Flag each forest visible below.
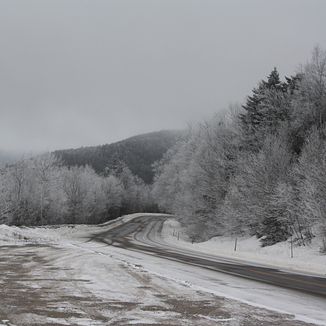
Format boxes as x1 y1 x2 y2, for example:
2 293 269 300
0 153 157 226
54 130 182 184
152 45 326 249
0 131 181 226
1 46 325 249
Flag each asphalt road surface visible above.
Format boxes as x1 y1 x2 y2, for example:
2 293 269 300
91 214 326 297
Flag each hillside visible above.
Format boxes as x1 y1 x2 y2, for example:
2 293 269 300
54 130 183 184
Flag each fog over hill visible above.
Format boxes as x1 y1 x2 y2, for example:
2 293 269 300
0 129 183 183
54 129 184 184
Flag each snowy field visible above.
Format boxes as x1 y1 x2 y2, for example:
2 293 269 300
0 213 325 326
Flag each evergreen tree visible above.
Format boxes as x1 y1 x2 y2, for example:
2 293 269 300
240 68 289 151
104 152 125 177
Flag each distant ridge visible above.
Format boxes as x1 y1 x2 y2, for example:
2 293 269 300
54 130 184 184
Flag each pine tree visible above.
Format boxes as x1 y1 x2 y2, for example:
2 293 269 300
240 67 289 151
104 152 126 177
263 67 282 89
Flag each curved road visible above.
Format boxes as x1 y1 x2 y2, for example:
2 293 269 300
91 214 326 297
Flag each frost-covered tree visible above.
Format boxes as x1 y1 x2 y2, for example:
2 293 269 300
152 129 197 215
104 154 153 215
101 175 123 219
0 170 11 224
0 153 64 225
3 155 38 225
288 46 326 155
300 45 326 128
293 128 326 244
224 132 292 239
152 106 242 241
0 149 156 226
62 165 104 224
29 153 66 225
150 46 326 250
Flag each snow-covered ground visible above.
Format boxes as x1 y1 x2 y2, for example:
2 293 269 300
161 219 326 276
0 214 325 326
0 214 140 247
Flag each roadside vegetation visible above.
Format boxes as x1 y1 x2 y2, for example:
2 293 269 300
0 152 157 225
152 46 326 248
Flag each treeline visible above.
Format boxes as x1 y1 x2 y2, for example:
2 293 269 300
3 46 326 251
0 153 156 226
152 46 326 249
54 130 182 184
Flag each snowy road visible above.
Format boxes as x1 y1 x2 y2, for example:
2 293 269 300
1 213 326 325
88 214 326 325
93 215 326 296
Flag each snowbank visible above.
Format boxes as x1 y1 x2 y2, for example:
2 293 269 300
0 213 162 246
0 224 60 245
161 219 326 276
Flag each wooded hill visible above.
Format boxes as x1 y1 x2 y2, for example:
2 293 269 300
0 130 183 227
152 46 326 249
54 130 183 184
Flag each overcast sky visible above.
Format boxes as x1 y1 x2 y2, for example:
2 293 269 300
1 0 326 153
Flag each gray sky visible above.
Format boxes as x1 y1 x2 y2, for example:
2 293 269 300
1 0 326 153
